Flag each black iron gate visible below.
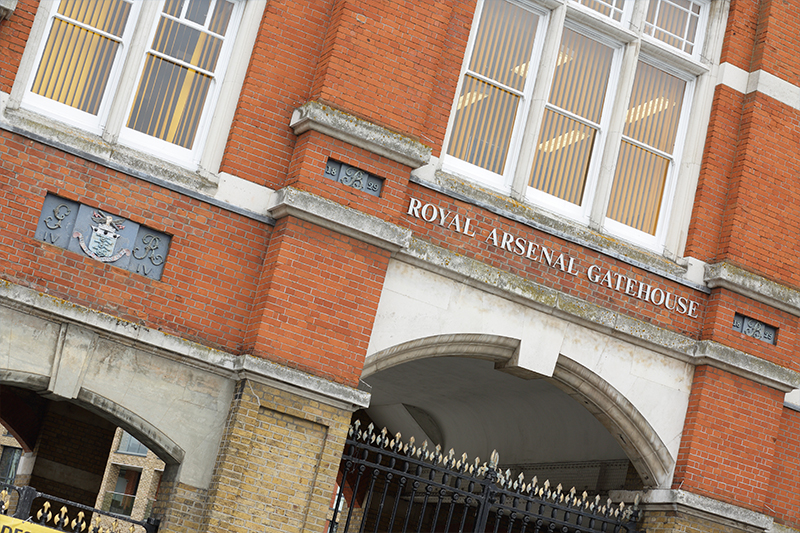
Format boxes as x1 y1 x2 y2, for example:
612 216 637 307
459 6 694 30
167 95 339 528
0 483 159 533
330 423 639 533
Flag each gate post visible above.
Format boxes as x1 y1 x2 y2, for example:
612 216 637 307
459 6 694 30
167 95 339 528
472 452 500 533
13 486 37 520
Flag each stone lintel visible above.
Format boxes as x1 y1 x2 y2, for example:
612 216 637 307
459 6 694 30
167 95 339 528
611 489 774 532
237 355 370 410
705 262 800 317
0 105 274 225
0 279 369 411
268 186 411 252
290 101 432 168
397 238 800 392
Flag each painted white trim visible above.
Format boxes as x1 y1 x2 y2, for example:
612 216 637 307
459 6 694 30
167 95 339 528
717 61 750 93
215 172 275 216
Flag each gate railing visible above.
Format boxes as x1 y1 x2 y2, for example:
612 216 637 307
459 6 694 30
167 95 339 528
330 422 640 533
0 483 159 533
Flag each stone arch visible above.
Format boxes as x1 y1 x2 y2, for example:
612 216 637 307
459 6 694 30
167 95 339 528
0 372 183 464
0 293 236 491
363 333 673 489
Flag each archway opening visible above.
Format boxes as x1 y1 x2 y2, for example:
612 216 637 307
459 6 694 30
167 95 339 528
0 385 170 527
361 356 645 494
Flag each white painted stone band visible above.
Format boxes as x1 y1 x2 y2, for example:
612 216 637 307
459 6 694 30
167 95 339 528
718 62 800 111
396 238 800 392
705 261 800 317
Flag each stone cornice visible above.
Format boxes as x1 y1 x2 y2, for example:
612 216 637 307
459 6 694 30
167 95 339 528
397 239 800 392
0 0 16 20
290 101 431 168
0 279 369 410
611 489 773 532
268 186 411 252
692 340 800 392
705 262 800 317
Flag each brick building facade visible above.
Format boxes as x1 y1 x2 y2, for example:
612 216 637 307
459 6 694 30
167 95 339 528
0 0 799 532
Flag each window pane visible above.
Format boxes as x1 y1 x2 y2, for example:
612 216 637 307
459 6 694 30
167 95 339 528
209 1 234 36
468 0 539 91
548 29 614 124
530 110 596 205
127 55 212 148
118 431 149 456
186 0 212 24
58 0 130 37
0 447 21 484
623 62 685 154
126 0 235 149
607 141 669 234
573 0 626 22
644 0 703 54
107 468 141 516
151 17 224 71
31 0 132 115
448 75 520 175
529 30 613 205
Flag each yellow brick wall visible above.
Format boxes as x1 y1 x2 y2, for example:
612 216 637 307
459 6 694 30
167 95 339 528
198 380 352 533
641 509 752 533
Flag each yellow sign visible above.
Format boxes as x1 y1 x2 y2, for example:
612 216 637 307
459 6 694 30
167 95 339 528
0 515 60 533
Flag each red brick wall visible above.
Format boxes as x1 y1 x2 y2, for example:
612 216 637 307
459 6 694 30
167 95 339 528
768 407 800 529
0 130 268 354
287 131 412 222
221 0 335 189
701 289 798 370
715 93 800 286
0 0 34 93
403 183 706 338
673 366 784 512
308 0 474 150
684 85 743 263
719 0 758 71
749 0 800 83
245 217 391 386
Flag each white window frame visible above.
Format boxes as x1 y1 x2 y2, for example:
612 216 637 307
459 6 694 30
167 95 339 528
19 0 144 136
116 0 245 166
441 0 723 257
9 0 265 174
523 21 627 228
442 0 550 196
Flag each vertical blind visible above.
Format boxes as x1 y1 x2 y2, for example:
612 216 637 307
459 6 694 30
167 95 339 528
447 0 539 175
31 0 132 115
529 29 613 206
126 0 235 149
606 62 685 234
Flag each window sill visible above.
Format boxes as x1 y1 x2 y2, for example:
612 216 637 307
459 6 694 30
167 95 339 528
0 104 219 196
411 163 709 293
